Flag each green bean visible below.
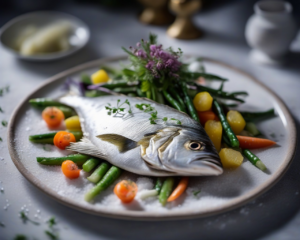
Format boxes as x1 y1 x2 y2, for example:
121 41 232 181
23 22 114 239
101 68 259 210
82 158 100 172
29 98 68 108
29 131 83 144
56 106 76 118
243 149 266 171
155 178 164 194
194 85 247 103
169 88 187 112
85 166 122 202
181 83 200 122
102 80 131 89
146 90 151 100
159 177 174 206
137 88 146 97
37 154 90 165
240 109 275 121
29 132 57 144
162 90 186 112
87 162 110 183
85 90 107 98
213 100 239 147
245 122 261 136
181 71 228 81
112 87 137 93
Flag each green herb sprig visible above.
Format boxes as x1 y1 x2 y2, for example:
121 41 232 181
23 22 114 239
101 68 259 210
2 120 7 127
193 190 201 197
105 99 132 116
135 103 181 125
19 211 40 225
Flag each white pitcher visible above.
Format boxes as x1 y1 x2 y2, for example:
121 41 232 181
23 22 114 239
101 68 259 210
245 0 298 65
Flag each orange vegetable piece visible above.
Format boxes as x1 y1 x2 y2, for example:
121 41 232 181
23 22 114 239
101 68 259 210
61 160 80 179
236 135 276 149
167 177 189 202
53 131 76 150
197 110 217 126
114 180 138 203
42 107 64 128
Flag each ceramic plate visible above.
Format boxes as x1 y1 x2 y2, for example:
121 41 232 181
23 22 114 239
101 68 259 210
8 56 296 220
0 11 90 61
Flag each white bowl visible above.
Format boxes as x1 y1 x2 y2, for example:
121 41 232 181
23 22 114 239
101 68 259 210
0 11 90 61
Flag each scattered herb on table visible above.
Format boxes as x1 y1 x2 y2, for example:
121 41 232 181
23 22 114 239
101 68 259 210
47 217 56 228
14 235 27 240
45 230 59 240
0 107 3 113
0 137 2 142
2 120 7 127
193 190 201 197
19 211 40 225
0 86 9 96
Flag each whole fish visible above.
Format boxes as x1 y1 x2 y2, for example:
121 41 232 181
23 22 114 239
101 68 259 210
59 95 223 176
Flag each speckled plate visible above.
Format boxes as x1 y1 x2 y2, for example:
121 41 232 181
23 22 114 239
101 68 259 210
7 56 297 220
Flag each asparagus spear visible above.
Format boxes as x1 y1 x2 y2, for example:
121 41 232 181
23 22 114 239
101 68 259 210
82 158 100 172
87 162 110 183
159 177 174 206
37 154 90 165
85 166 122 202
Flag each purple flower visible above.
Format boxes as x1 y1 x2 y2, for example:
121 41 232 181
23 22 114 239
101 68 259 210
136 42 141 48
136 49 147 58
150 45 157 52
156 62 164 70
146 61 155 69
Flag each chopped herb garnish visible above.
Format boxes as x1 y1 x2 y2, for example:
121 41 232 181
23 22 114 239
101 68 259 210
0 222 5 227
2 120 7 127
0 107 3 113
193 190 201 197
0 137 2 142
45 230 58 240
105 99 132 116
14 235 27 240
47 217 56 228
135 103 181 125
0 86 9 96
19 211 40 225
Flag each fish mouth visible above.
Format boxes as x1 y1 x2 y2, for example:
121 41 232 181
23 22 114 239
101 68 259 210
188 156 223 176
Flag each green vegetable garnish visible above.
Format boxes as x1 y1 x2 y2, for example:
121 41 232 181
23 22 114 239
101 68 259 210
105 99 132 116
19 211 40 225
1 120 7 127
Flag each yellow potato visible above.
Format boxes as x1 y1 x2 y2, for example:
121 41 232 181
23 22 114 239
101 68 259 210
91 69 109 84
65 116 81 131
226 110 246 134
204 120 222 151
219 148 243 168
193 92 213 112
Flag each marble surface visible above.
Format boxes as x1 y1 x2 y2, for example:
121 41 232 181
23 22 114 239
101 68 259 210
0 1 300 239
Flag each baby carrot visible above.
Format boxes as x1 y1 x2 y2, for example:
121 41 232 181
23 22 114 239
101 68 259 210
236 135 276 149
167 177 189 202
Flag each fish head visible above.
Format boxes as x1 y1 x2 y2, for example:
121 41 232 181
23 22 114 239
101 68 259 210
157 127 223 176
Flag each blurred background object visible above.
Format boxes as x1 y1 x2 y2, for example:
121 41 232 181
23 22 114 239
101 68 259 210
167 0 203 39
138 0 174 25
245 0 298 65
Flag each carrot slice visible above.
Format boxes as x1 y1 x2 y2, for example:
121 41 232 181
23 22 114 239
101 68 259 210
114 180 138 203
42 107 64 128
53 131 76 150
197 111 217 126
167 177 189 202
236 135 276 149
61 160 80 179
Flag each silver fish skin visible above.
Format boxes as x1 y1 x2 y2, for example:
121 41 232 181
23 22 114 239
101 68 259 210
59 95 223 176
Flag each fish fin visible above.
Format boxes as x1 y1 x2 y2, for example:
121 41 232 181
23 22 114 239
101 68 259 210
67 137 107 158
97 134 138 153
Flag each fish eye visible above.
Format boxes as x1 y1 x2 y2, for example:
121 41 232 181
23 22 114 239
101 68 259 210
188 141 202 151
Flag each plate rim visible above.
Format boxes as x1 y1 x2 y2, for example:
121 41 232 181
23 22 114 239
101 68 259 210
7 56 297 221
